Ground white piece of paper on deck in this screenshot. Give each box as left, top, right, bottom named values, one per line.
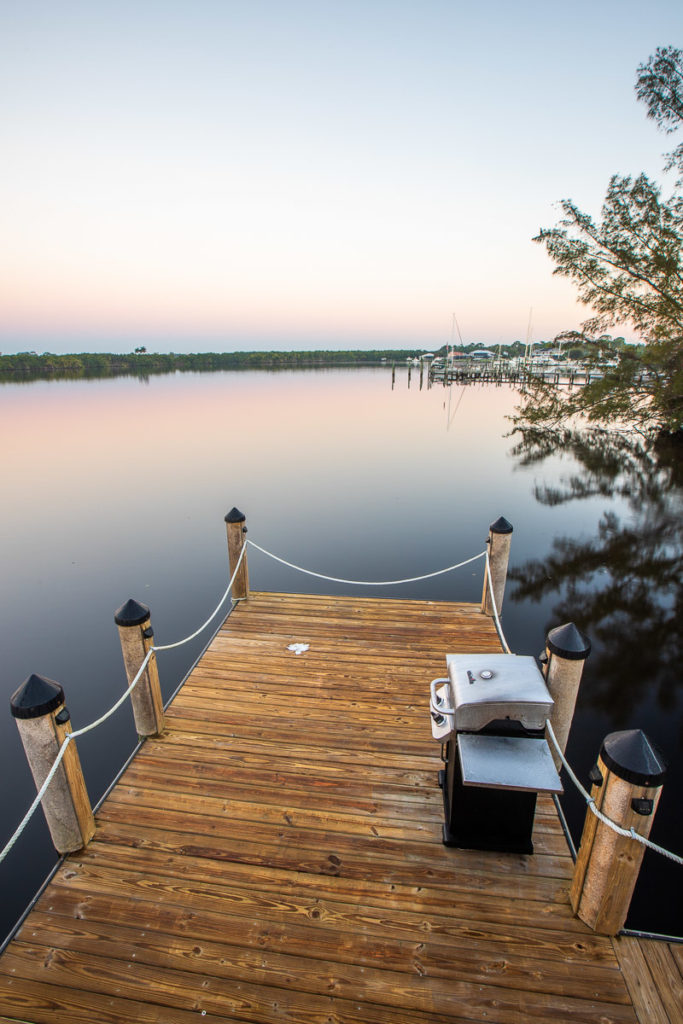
left=287, top=643, right=310, bottom=655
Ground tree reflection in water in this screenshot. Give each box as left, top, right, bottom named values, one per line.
left=509, top=427, right=683, bottom=933
left=510, top=427, right=682, bottom=733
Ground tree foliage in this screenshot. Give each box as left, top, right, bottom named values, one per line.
left=635, top=45, right=683, bottom=174
left=521, top=46, right=683, bottom=439
left=535, top=175, right=683, bottom=342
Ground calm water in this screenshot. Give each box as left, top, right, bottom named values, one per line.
left=1, top=367, right=681, bottom=940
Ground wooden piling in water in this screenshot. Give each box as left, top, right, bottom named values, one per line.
left=10, top=674, right=95, bottom=854
left=225, top=507, right=249, bottom=600
left=114, top=599, right=165, bottom=737
left=481, top=516, right=513, bottom=617
left=570, top=729, right=666, bottom=935
left=543, top=622, right=591, bottom=770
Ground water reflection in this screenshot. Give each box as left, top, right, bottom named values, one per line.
left=507, top=425, right=683, bottom=933
left=509, top=427, right=683, bottom=731
left=0, top=371, right=680, bottom=940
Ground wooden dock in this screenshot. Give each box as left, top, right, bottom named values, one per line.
left=0, top=592, right=681, bottom=1023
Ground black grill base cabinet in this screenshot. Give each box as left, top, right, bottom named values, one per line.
left=438, top=749, right=538, bottom=855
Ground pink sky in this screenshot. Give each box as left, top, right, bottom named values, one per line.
left=2, top=1, right=681, bottom=352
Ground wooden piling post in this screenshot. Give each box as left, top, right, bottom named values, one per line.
left=481, top=517, right=513, bottom=617
left=114, top=599, right=165, bottom=737
left=225, top=507, right=249, bottom=600
left=543, top=622, right=591, bottom=769
left=570, top=730, right=666, bottom=935
left=10, top=674, right=95, bottom=853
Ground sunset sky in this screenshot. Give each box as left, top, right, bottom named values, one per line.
left=2, top=0, right=682, bottom=353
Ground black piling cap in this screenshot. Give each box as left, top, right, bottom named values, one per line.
left=11, top=674, right=64, bottom=720
left=225, top=507, right=246, bottom=524
left=601, top=730, right=667, bottom=787
left=489, top=516, right=513, bottom=535
left=546, top=622, right=591, bottom=661
left=114, top=598, right=150, bottom=627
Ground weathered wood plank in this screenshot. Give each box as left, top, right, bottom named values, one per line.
left=638, top=940, right=683, bottom=1023
left=17, top=910, right=632, bottom=1007
left=165, top=705, right=437, bottom=750
left=51, top=848, right=563, bottom=934
left=1, top=943, right=639, bottom=1024
left=0, top=977, right=244, bottom=1024
left=38, top=854, right=610, bottom=965
left=668, top=942, right=683, bottom=978
left=93, top=802, right=575, bottom=897
left=118, top=760, right=448, bottom=823
left=142, top=732, right=439, bottom=782
left=612, top=936, right=672, bottom=1024
left=149, top=727, right=442, bottom=772
left=77, top=829, right=584, bottom=939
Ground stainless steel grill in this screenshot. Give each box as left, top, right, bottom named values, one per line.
left=447, top=653, right=554, bottom=732
left=430, top=652, right=562, bottom=854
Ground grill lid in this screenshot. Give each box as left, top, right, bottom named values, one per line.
left=446, top=653, right=553, bottom=732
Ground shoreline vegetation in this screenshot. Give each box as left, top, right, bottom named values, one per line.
left=0, top=340, right=615, bottom=383
left=0, top=352, right=419, bottom=385
left=0, top=349, right=421, bottom=381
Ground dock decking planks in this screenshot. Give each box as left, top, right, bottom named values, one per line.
left=0, top=591, right=680, bottom=1023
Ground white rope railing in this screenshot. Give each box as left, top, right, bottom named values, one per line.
left=0, top=543, right=250, bottom=865
left=153, top=543, right=248, bottom=651
left=12, top=533, right=678, bottom=873
left=545, top=720, right=683, bottom=866
left=484, top=548, right=512, bottom=653
left=2, top=537, right=491, bottom=864
left=2, top=538, right=484, bottom=863
left=482, top=562, right=680, bottom=868
left=0, top=648, right=154, bottom=863
left=246, top=539, right=486, bottom=586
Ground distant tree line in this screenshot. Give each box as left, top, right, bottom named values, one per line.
left=0, top=339, right=631, bottom=383
left=0, top=348, right=420, bottom=382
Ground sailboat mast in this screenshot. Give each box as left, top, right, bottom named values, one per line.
left=525, top=307, right=533, bottom=362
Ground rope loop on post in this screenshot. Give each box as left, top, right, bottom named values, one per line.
left=484, top=549, right=512, bottom=653
left=545, top=720, right=683, bottom=867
